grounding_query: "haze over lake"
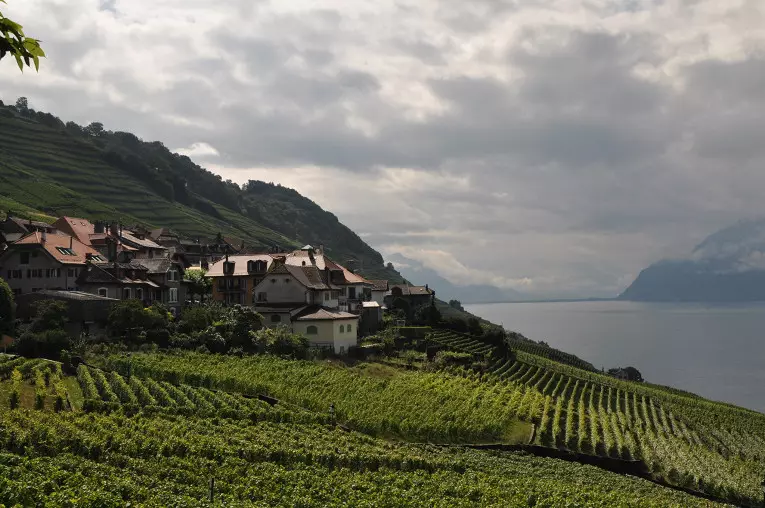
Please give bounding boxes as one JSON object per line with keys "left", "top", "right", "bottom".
{"left": 466, "top": 301, "right": 765, "bottom": 412}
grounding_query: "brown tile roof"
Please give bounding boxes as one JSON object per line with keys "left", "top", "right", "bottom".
{"left": 294, "top": 306, "right": 358, "bottom": 321}
{"left": 14, "top": 232, "right": 103, "bottom": 265}
{"left": 369, "top": 279, "right": 389, "bottom": 291}
{"left": 120, "top": 230, "right": 164, "bottom": 250}
{"left": 389, "top": 284, "right": 433, "bottom": 296}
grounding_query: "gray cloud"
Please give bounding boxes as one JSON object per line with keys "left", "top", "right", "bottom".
{"left": 5, "top": 0, "right": 765, "bottom": 297}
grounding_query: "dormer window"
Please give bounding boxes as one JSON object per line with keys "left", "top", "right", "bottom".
{"left": 56, "top": 247, "right": 76, "bottom": 256}
{"left": 223, "top": 261, "right": 235, "bottom": 275}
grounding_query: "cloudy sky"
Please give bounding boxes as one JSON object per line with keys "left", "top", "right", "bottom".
{"left": 4, "top": 0, "right": 765, "bottom": 298}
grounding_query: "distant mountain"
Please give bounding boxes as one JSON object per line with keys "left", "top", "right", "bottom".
{"left": 386, "top": 253, "right": 524, "bottom": 303}
{"left": 621, "top": 219, "right": 765, "bottom": 301}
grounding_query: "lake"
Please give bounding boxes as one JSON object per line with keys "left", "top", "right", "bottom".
{"left": 465, "top": 300, "right": 765, "bottom": 413}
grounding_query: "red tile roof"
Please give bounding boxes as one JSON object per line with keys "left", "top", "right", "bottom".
{"left": 14, "top": 232, "right": 103, "bottom": 265}
{"left": 53, "top": 217, "right": 95, "bottom": 246}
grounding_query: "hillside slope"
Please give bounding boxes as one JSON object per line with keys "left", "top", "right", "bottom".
{"left": 0, "top": 101, "right": 399, "bottom": 281}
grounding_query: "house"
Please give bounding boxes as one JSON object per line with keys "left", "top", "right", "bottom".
{"left": 2, "top": 215, "right": 56, "bottom": 236}
{"left": 53, "top": 217, "right": 167, "bottom": 260}
{"left": 15, "top": 289, "right": 118, "bottom": 337}
{"left": 284, "top": 245, "right": 373, "bottom": 313}
{"left": 253, "top": 256, "right": 358, "bottom": 354}
{"left": 206, "top": 245, "right": 370, "bottom": 353}
{"left": 207, "top": 254, "right": 273, "bottom": 305}
{"left": 139, "top": 258, "right": 187, "bottom": 315}
{"left": 76, "top": 260, "right": 160, "bottom": 302}
{"left": 368, "top": 280, "right": 389, "bottom": 307}
{"left": 359, "top": 301, "right": 383, "bottom": 335}
{"left": 385, "top": 284, "right": 435, "bottom": 316}
{"left": 0, "top": 231, "right": 105, "bottom": 297}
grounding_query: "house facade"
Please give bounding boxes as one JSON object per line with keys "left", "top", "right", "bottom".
{"left": 76, "top": 261, "right": 161, "bottom": 303}
{"left": 252, "top": 256, "right": 358, "bottom": 354}
{"left": 207, "top": 246, "right": 369, "bottom": 353}
{"left": 207, "top": 254, "right": 272, "bottom": 305}
{"left": 140, "top": 258, "right": 187, "bottom": 315}
{"left": 0, "top": 231, "right": 105, "bottom": 296}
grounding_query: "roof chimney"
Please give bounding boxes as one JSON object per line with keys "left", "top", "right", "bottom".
{"left": 41, "top": 229, "right": 46, "bottom": 243}
{"left": 69, "top": 236, "right": 73, "bottom": 249}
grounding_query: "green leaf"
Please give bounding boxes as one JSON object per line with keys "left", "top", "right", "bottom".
{"left": 13, "top": 51, "right": 22, "bottom": 70}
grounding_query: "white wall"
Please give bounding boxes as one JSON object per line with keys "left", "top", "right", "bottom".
{"left": 253, "top": 274, "right": 306, "bottom": 304}
{"left": 370, "top": 290, "right": 386, "bottom": 306}
{"left": 293, "top": 317, "right": 359, "bottom": 354}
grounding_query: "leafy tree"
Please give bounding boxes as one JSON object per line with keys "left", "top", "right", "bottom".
{"left": 0, "top": 5, "right": 45, "bottom": 71}
{"left": 14, "top": 96, "right": 27, "bottom": 112}
{"left": 448, "top": 299, "right": 465, "bottom": 312}
{"left": 29, "top": 300, "right": 67, "bottom": 333}
{"left": 15, "top": 300, "right": 70, "bottom": 358}
{"left": 0, "top": 276, "right": 14, "bottom": 336}
{"left": 84, "top": 121, "right": 105, "bottom": 137}
{"left": 250, "top": 325, "right": 308, "bottom": 358}
{"left": 185, "top": 269, "right": 212, "bottom": 303}
{"left": 108, "top": 299, "right": 171, "bottom": 343}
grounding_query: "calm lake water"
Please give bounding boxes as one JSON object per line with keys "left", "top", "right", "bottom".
{"left": 466, "top": 301, "right": 765, "bottom": 413}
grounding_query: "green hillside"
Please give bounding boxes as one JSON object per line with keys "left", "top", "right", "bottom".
{"left": 0, "top": 100, "right": 400, "bottom": 282}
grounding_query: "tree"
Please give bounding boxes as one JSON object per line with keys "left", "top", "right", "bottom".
{"left": 0, "top": 5, "right": 45, "bottom": 71}
{"left": 185, "top": 269, "right": 212, "bottom": 303}
{"left": 15, "top": 300, "right": 70, "bottom": 358}
{"left": 14, "top": 96, "right": 27, "bottom": 112}
{"left": 250, "top": 325, "right": 308, "bottom": 358}
{"left": 84, "top": 122, "right": 105, "bottom": 137}
{"left": 0, "top": 277, "right": 15, "bottom": 336}
{"left": 448, "top": 299, "right": 465, "bottom": 312}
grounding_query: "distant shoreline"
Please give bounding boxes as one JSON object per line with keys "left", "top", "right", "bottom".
{"left": 464, "top": 297, "right": 616, "bottom": 305}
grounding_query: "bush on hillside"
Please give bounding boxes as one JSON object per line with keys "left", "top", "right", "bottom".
{"left": 0, "top": 277, "right": 14, "bottom": 336}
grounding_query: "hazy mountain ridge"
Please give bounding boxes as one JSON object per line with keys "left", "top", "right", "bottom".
{"left": 387, "top": 253, "right": 525, "bottom": 303}
{"left": 621, "top": 219, "right": 765, "bottom": 301}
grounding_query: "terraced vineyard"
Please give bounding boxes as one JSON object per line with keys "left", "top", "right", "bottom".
{"left": 486, "top": 352, "right": 765, "bottom": 505}
{"left": 0, "top": 356, "right": 715, "bottom": 506}
{"left": 109, "top": 351, "right": 765, "bottom": 506}
{"left": 428, "top": 328, "right": 596, "bottom": 371}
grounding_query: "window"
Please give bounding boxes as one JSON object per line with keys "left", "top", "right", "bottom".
{"left": 271, "top": 278, "right": 276, "bottom": 284}
{"left": 56, "top": 247, "right": 76, "bottom": 256}
{"left": 271, "top": 314, "right": 281, "bottom": 323}
{"left": 285, "top": 278, "right": 290, "bottom": 283}
{"left": 302, "top": 261, "right": 306, "bottom": 266}
{"left": 241, "top": 279, "right": 247, "bottom": 290}
{"left": 306, "top": 325, "right": 318, "bottom": 335}
{"left": 98, "top": 288, "right": 108, "bottom": 297}
{"left": 169, "top": 288, "right": 179, "bottom": 303}
{"left": 12, "top": 288, "right": 21, "bottom": 297}
{"left": 136, "top": 288, "right": 143, "bottom": 301}
{"left": 347, "top": 324, "right": 353, "bottom": 333}
{"left": 339, "top": 325, "right": 345, "bottom": 333}
{"left": 68, "top": 268, "right": 76, "bottom": 277}
{"left": 123, "top": 288, "right": 131, "bottom": 300}
{"left": 19, "top": 252, "right": 29, "bottom": 265}
{"left": 324, "top": 292, "right": 330, "bottom": 301}
{"left": 348, "top": 287, "right": 356, "bottom": 299}
{"left": 257, "top": 292, "right": 267, "bottom": 302}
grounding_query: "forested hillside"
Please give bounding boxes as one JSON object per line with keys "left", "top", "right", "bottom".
{"left": 0, "top": 98, "right": 399, "bottom": 281}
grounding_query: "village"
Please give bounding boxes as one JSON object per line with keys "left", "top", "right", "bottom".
{"left": 0, "top": 213, "right": 436, "bottom": 354}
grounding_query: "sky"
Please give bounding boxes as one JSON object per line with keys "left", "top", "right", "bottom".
{"left": 4, "top": 0, "right": 765, "bottom": 298}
